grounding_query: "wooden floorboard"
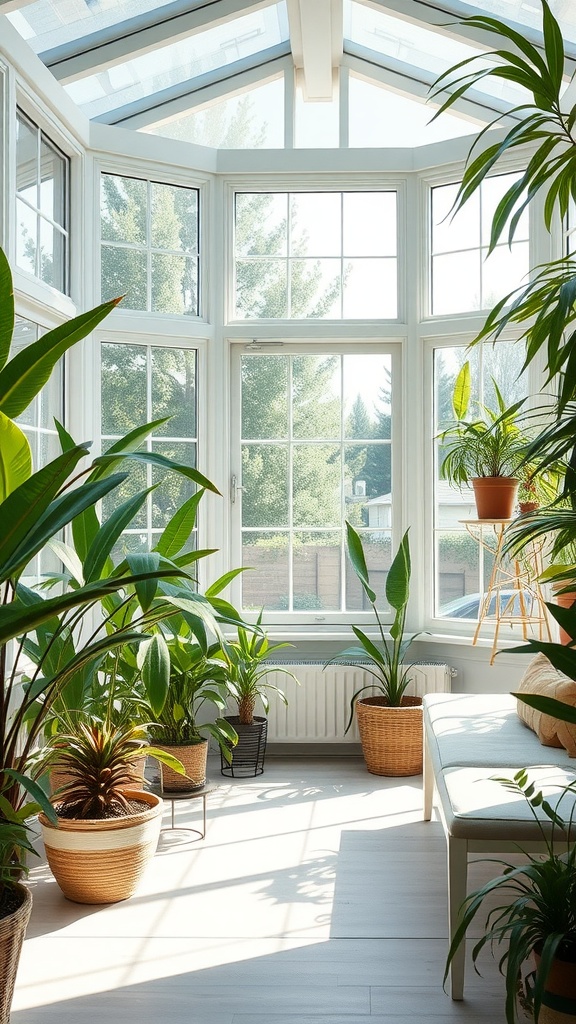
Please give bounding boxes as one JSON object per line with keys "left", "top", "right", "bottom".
{"left": 13, "top": 755, "right": 510, "bottom": 1022}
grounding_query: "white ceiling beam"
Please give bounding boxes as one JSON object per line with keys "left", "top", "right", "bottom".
{"left": 287, "top": 0, "right": 342, "bottom": 101}
{"left": 94, "top": 44, "right": 289, "bottom": 125}
{"left": 43, "top": 0, "right": 276, "bottom": 83}
{"left": 116, "top": 54, "right": 291, "bottom": 129}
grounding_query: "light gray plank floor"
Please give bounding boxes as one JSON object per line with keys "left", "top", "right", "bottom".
{"left": 13, "top": 755, "right": 514, "bottom": 1023}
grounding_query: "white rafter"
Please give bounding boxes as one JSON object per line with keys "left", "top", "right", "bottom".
{"left": 286, "top": 0, "right": 342, "bottom": 101}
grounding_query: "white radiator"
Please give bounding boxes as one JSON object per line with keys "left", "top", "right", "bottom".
{"left": 265, "top": 663, "right": 453, "bottom": 743}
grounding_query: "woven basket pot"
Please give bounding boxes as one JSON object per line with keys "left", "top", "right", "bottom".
{"left": 355, "top": 696, "right": 423, "bottom": 777}
{"left": 0, "top": 883, "right": 32, "bottom": 1024}
{"left": 39, "top": 790, "right": 162, "bottom": 905}
{"left": 155, "top": 739, "right": 208, "bottom": 792}
{"left": 532, "top": 951, "right": 576, "bottom": 1023}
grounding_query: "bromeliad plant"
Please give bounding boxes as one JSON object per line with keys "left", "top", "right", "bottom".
{"left": 328, "top": 523, "right": 418, "bottom": 731}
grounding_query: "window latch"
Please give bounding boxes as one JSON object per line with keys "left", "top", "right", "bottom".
{"left": 231, "top": 474, "right": 245, "bottom": 504}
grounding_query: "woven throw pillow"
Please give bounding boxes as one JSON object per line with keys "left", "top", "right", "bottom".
{"left": 516, "top": 653, "right": 576, "bottom": 757}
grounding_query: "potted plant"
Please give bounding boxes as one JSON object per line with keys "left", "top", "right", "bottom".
{"left": 38, "top": 718, "right": 185, "bottom": 904}
{"left": 219, "top": 612, "right": 298, "bottom": 777}
{"left": 146, "top": 637, "right": 237, "bottom": 791}
{"left": 327, "top": 523, "right": 421, "bottom": 776}
{"left": 438, "top": 361, "right": 529, "bottom": 519}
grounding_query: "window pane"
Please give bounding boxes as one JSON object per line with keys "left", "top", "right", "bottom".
{"left": 432, "top": 250, "right": 480, "bottom": 315}
{"left": 242, "top": 355, "right": 288, "bottom": 440}
{"left": 101, "top": 245, "right": 148, "bottom": 310}
{"left": 293, "top": 355, "right": 340, "bottom": 439}
{"left": 293, "top": 445, "right": 340, "bottom": 527}
{"left": 39, "top": 139, "right": 66, "bottom": 228}
{"left": 482, "top": 242, "right": 529, "bottom": 309}
{"left": 151, "top": 182, "right": 198, "bottom": 253}
{"left": 101, "top": 175, "right": 147, "bottom": 245}
{"left": 242, "top": 532, "right": 289, "bottom": 611}
{"left": 39, "top": 219, "right": 66, "bottom": 291}
{"left": 101, "top": 344, "right": 147, "bottom": 435}
{"left": 16, "top": 114, "right": 37, "bottom": 206}
{"left": 432, "top": 183, "right": 480, "bottom": 254}
{"left": 290, "top": 194, "right": 341, "bottom": 257}
{"left": 343, "top": 193, "right": 397, "bottom": 257}
{"left": 294, "top": 532, "right": 341, "bottom": 610}
{"left": 235, "top": 259, "right": 288, "bottom": 318}
{"left": 290, "top": 259, "right": 341, "bottom": 318}
{"left": 348, "top": 75, "right": 480, "bottom": 147}
{"left": 151, "top": 253, "right": 196, "bottom": 314}
{"left": 242, "top": 444, "right": 289, "bottom": 527}
{"left": 143, "top": 79, "right": 285, "bottom": 149}
{"left": 343, "top": 259, "right": 397, "bottom": 318}
{"left": 236, "top": 193, "right": 287, "bottom": 257}
{"left": 151, "top": 348, "right": 196, "bottom": 439}
{"left": 152, "top": 440, "right": 196, "bottom": 527}
{"left": 16, "top": 199, "right": 37, "bottom": 277}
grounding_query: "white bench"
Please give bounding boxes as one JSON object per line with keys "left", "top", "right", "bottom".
{"left": 422, "top": 692, "right": 576, "bottom": 1000}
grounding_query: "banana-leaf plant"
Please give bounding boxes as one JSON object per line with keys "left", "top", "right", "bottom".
{"left": 326, "top": 524, "right": 419, "bottom": 730}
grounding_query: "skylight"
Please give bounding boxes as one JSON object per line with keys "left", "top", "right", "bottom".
{"left": 455, "top": 0, "right": 576, "bottom": 51}
{"left": 63, "top": 2, "right": 289, "bottom": 121}
{"left": 6, "top": 0, "right": 184, "bottom": 55}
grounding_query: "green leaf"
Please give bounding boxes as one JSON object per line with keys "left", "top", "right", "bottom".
{"left": 83, "top": 487, "right": 154, "bottom": 583}
{"left": 385, "top": 530, "right": 411, "bottom": 613}
{"left": 452, "top": 362, "right": 471, "bottom": 420}
{"left": 542, "top": 0, "right": 565, "bottom": 93}
{"left": 512, "top": 691, "right": 576, "bottom": 725}
{"left": 139, "top": 634, "right": 170, "bottom": 716}
{"left": 155, "top": 491, "right": 203, "bottom": 558}
{"left": 0, "top": 411, "right": 32, "bottom": 501}
{"left": 0, "top": 248, "right": 15, "bottom": 372}
{"left": 90, "top": 419, "right": 170, "bottom": 480}
{"left": 345, "top": 521, "right": 376, "bottom": 604}
{"left": 205, "top": 567, "right": 246, "bottom": 598}
{"left": 93, "top": 450, "right": 220, "bottom": 495}
{"left": 0, "top": 296, "right": 121, "bottom": 417}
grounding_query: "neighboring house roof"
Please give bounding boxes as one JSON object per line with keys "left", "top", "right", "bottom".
{"left": 367, "top": 483, "right": 475, "bottom": 507}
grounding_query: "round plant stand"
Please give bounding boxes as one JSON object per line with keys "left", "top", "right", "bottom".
{"left": 150, "top": 782, "right": 216, "bottom": 841}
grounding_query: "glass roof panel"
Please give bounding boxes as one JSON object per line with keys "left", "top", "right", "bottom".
{"left": 6, "top": 0, "right": 184, "bottom": 55}
{"left": 64, "top": 2, "right": 289, "bottom": 120}
{"left": 348, "top": 75, "right": 486, "bottom": 146}
{"left": 143, "top": 77, "right": 285, "bottom": 148}
{"left": 345, "top": 0, "right": 528, "bottom": 108}
{"left": 453, "top": 1, "right": 576, "bottom": 49}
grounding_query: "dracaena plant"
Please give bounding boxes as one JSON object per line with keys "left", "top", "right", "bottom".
{"left": 219, "top": 610, "right": 297, "bottom": 725}
{"left": 327, "top": 524, "right": 418, "bottom": 728}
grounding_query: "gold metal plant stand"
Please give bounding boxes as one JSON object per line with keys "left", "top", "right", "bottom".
{"left": 461, "top": 519, "right": 551, "bottom": 665}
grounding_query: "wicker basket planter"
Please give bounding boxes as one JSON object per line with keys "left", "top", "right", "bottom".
{"left": 39, "top": 789, "right": 162, "bottom": 904}
{"left": 220, "top": 716, "right": 268, "bottom": 777}
{"left": 0, "top": 883, "right": 32, "bottom": 1024}
{"left": 154, "top": 739, "right": 208, "bottom": 792}
{"left": 355, "top": 696, "right": 423, "bottom": 777}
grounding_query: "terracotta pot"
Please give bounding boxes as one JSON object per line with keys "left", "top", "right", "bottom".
{"left": 472, "top": 476, "right": 519, "bottom": 520}
{"left": 355, "top": 696, "right": 423, "bottom": 777}
{"left": 0, "top": 883, "right": 32, "bottom": 1024}
{"left": 531, "top": 949, "right": 576, "bottom": 1022}
{"left": 154, "top": 739, "right": 208, "bottom": 792}
{"left": 39, "top": 789, "right": 162, "bottom": 904}
{"left": 518, "top": 501, "right": 539, "bottom": 514}
{"left": 551, "top": 583, "right": 576, "bottom": 646}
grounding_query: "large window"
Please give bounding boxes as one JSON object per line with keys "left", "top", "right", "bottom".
{"left": 433, "top": 342, "right": 527, "bottom": 620}
{"left": 430, "top": 172, "right": 529, "bottom": 316}
{"left": 237, "top": 350, "right": 393, "bottom": 614}
{"left": 101, "top": 342, "right": 197, "bottom": 554}
{"left": 100, "top": 174, "right": 200, "bottom": 316}
{"left": 234, "top": 191, "right": 397, "bottom": 319}
{"left": 16, "top": 110, "right": 69, "bottom": 293}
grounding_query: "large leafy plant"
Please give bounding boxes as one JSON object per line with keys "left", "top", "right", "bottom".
{"left": 328, "top": 524, "right": 418, "bottom": 727}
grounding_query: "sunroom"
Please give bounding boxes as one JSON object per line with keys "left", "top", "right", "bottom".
{"left": 1, "top": 0, "right": 575, "bottom": 1021}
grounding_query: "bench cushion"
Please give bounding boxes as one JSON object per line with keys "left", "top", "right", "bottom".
{"left": 423, "top": 692, "right": 574, "bottom": 772}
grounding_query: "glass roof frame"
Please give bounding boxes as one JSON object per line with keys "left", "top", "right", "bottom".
{"left": 4, "top": 0, "right": 576, "bottom": 135}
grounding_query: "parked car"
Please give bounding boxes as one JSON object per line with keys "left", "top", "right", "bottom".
{"left": 440, "top": 589, "right": 536, "bottom": 620}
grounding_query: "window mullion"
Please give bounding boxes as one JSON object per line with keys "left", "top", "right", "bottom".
{"left": 288, "top": 353, "right": 294, "bottom": 612}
